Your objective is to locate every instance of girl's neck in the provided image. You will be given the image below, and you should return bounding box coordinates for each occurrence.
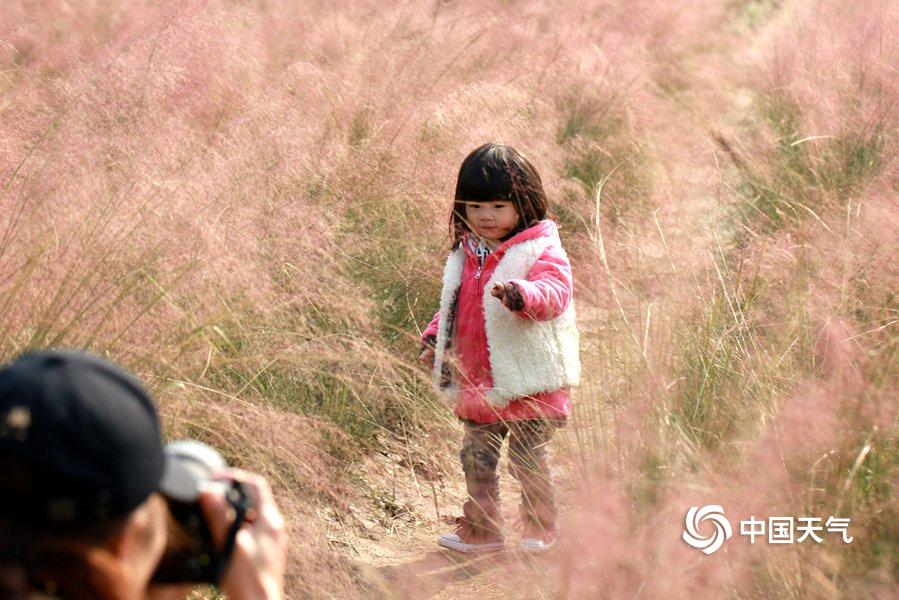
[479,237,500,250]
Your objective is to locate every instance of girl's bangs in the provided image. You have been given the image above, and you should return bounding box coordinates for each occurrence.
[456,162,513,202]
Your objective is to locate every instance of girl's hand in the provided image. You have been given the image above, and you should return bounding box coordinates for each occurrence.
[419,334,437,369]
[491,282,525,311]
[419,346,435,369]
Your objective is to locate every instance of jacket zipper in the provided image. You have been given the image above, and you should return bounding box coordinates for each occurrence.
[473,238,495,280]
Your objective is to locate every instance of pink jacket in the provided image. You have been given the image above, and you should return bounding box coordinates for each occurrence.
[422,220,574,424]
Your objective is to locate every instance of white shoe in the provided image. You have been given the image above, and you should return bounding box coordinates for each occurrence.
[518,535,556,553]
[437,532,506,553]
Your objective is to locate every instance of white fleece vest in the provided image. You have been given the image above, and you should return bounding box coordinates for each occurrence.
[433,233,580,407]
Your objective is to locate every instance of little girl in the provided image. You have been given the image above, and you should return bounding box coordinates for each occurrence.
[419,143,580,553]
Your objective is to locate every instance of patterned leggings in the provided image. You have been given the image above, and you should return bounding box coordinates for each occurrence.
[459,418,560,536]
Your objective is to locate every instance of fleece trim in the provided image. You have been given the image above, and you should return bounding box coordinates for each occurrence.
[433,247,465,400]
[434,228,580,407]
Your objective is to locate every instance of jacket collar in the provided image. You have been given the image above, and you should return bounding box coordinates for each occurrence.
[462,220,557,259]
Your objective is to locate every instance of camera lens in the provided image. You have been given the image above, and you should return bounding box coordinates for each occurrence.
[160,440,227,503]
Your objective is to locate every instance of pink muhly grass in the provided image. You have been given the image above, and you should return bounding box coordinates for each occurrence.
[1,0,896,597]
[759,0,898,140]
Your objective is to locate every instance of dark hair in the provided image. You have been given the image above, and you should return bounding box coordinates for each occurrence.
[450,143,549,247]
[0,514,130,599]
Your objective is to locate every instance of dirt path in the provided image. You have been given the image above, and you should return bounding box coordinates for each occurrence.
[352,462,573,599]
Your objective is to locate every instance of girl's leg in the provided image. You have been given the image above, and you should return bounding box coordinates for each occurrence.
[459,419,508,539]
[508,419,557,536]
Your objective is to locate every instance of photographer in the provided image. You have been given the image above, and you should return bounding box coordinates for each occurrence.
[0,350,287,599]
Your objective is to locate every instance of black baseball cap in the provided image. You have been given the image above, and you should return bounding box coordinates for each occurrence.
[0,349,195,526]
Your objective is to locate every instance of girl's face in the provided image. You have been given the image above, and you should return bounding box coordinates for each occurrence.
[464,200,519,243]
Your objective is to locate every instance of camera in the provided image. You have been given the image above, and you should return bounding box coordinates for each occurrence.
[151,440,252,584]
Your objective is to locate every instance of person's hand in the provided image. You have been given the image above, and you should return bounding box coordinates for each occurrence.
[199,470,287,600]
[491,282,525,311]
[419,346,435,368]
[419,335,437,369]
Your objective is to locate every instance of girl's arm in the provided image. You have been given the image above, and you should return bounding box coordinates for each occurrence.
[504,245,573,321]
[419,311,440,369]
[421,311,440,345]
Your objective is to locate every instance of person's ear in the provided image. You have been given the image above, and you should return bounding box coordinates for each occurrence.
[108,495,158,556]
[107,494,169,574]
[106,494,170,597]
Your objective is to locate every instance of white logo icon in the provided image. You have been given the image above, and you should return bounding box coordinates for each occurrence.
[683,505,733,554]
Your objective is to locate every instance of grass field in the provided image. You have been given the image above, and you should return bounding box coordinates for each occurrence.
[1,1,896,597]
